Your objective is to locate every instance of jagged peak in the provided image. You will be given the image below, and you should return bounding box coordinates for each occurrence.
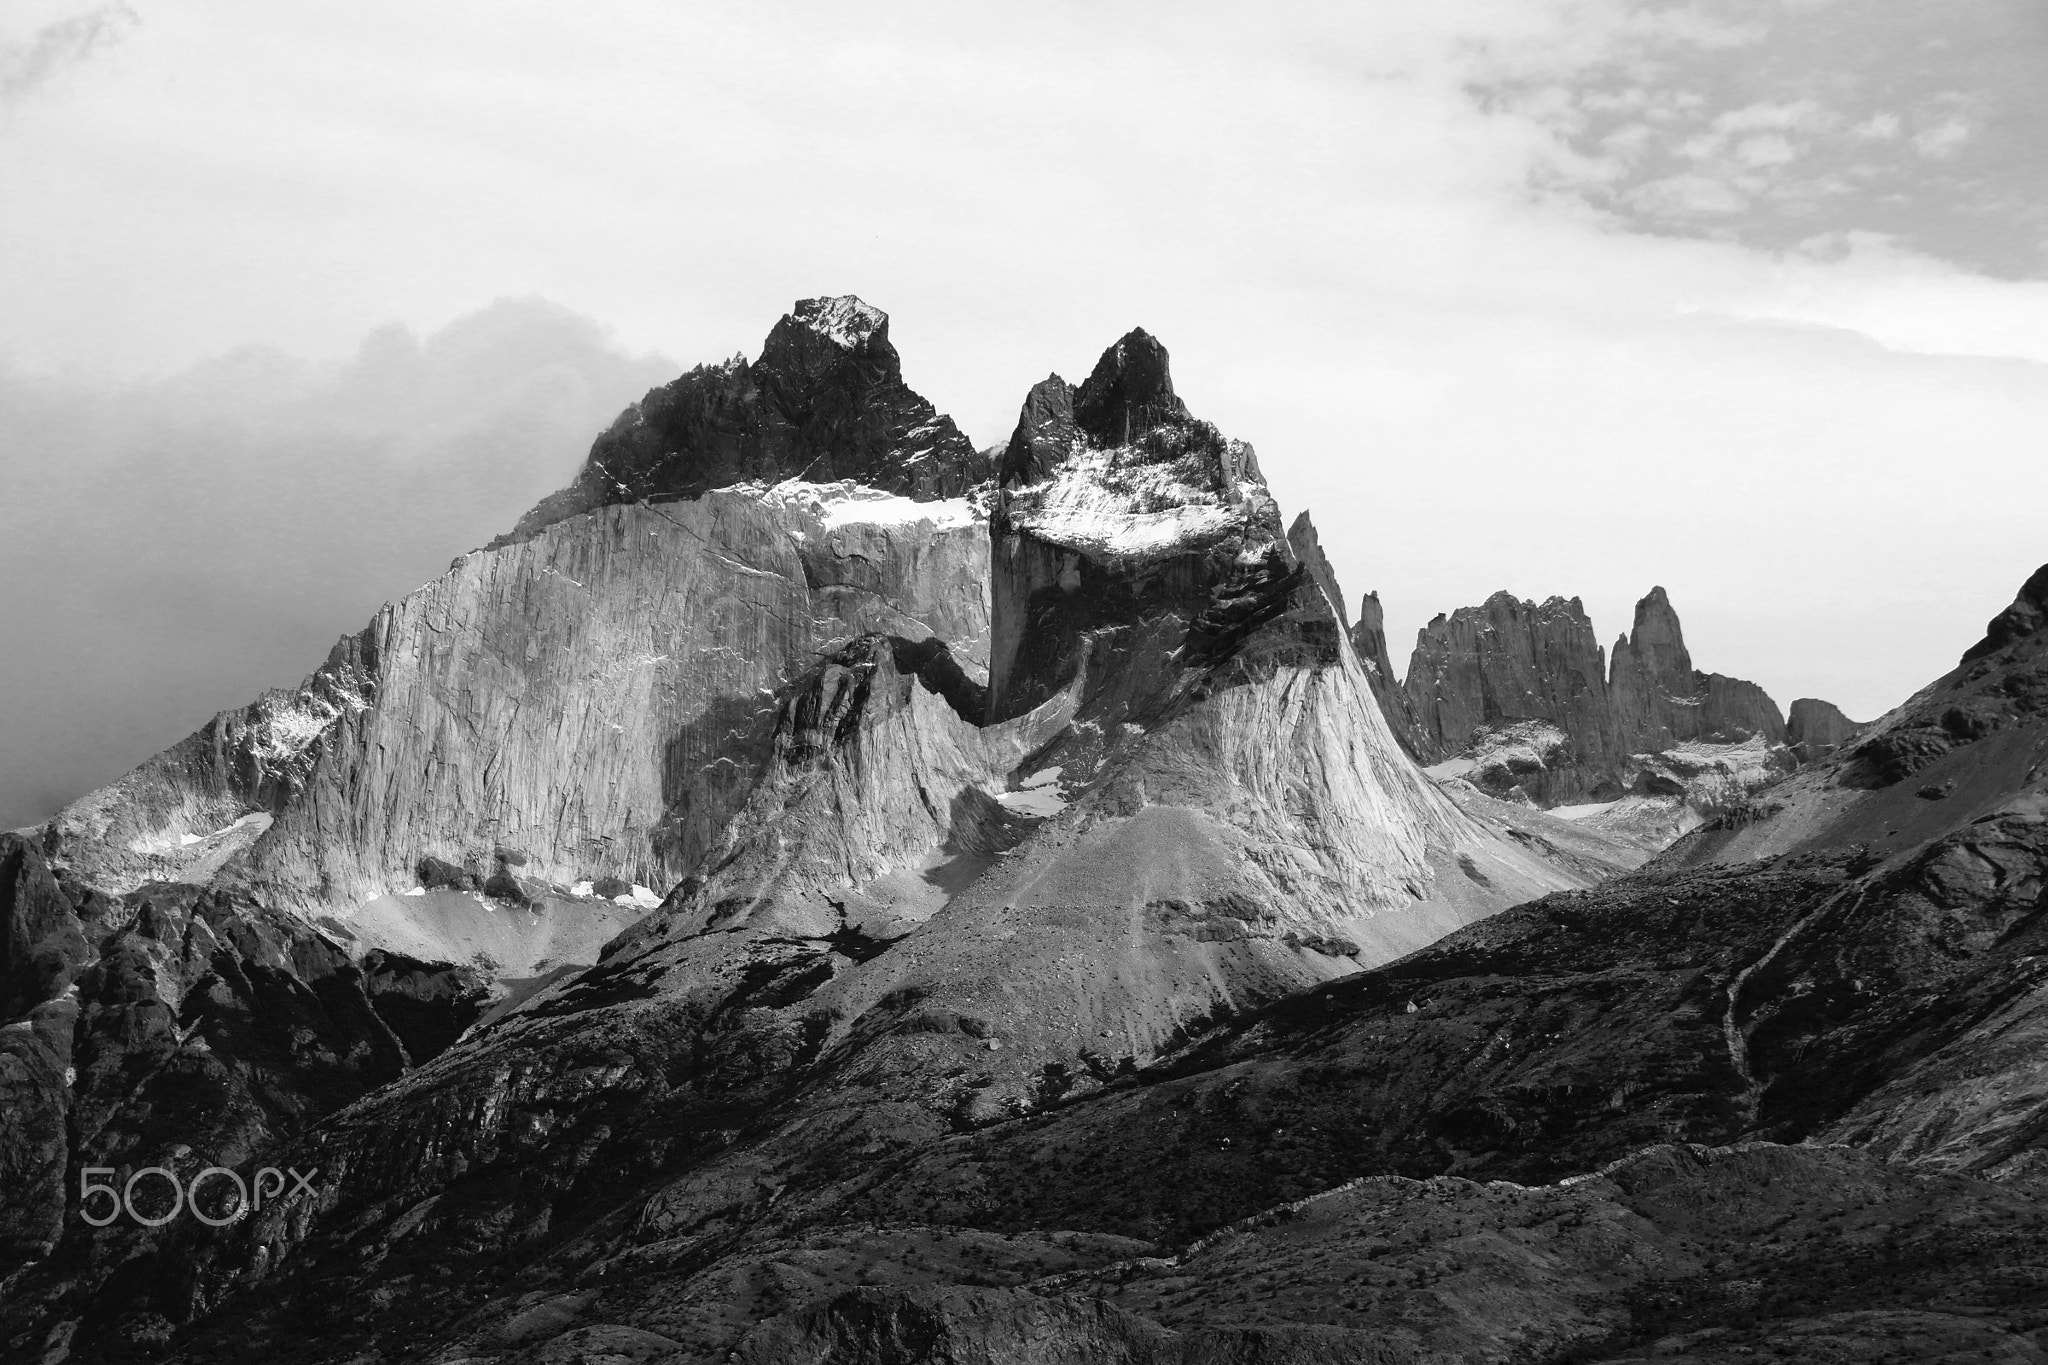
[1000,373,1081,489]
[498,295,986,544]
[993,327,1274,563]
[758,294,899,381]
[1072,326,1191,447]
[791,295,887,349]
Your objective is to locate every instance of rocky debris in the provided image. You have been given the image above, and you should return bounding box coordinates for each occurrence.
[1786,697,1866,766]
[500,296,989,544]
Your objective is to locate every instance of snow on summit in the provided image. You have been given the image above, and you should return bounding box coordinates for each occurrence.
[793,295,886,349]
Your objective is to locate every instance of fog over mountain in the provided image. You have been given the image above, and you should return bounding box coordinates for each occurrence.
[0,297,673,829]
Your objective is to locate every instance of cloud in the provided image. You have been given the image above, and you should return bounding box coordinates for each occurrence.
[0,4,135,105]
[1471,0,2048,278]
[0,298,674,830]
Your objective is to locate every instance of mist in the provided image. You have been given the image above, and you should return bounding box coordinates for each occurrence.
[0,296,674,830]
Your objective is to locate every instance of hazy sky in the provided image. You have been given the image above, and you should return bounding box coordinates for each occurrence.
[4,0,2047,826]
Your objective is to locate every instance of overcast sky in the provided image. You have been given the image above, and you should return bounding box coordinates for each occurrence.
[4,0,2046,827]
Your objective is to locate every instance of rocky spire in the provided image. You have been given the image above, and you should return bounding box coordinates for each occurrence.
[1399,592,1618,798]
[1285,511,1348,632]
[999,374,1081,489]
[1610,586,1784,753]
[1071,327,1190,447]
[500,295,989,543]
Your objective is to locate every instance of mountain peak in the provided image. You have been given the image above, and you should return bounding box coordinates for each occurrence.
[791,294,887,349]
[499,297,986,542]
[1072,326,1190,446]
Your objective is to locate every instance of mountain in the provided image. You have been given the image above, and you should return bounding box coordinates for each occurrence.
[1364,584,1860,844]
[0,301,1626,1361]
[5,297,2043,1365]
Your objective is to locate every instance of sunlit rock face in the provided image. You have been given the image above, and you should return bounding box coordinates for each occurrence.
[36,299,994,919]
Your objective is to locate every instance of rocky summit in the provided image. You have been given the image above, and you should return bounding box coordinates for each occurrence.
[4,298,2046,1365]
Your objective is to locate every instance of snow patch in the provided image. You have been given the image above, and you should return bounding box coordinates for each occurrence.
[795,295,885,349]
[1424,757,1476,780]
[178,833,203,846]
[1548,802,1615,821]
[1004,441,1272,557]
[617,884,662,909]
[403,886,426,897]
[570,880,595,897]
[744,478,977,537]
[997,766,1070,817]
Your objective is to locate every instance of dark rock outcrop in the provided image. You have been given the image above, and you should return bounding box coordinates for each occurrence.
[1283,511,1346,633]
[1379,584,1795,812]
[502,295,989,543]
[1608,585,1786,751]
[1786,696,1866,766]
[0,832,487,1284]
[1399,593,1619,802]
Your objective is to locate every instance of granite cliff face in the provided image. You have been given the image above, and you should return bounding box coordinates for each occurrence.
[1399,592,1618,802]
[40,299,992,934]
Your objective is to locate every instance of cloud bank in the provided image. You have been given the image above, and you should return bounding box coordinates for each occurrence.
[0,299,672,829]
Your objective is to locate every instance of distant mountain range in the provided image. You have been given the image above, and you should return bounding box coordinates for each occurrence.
[4,298,2043,1364]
